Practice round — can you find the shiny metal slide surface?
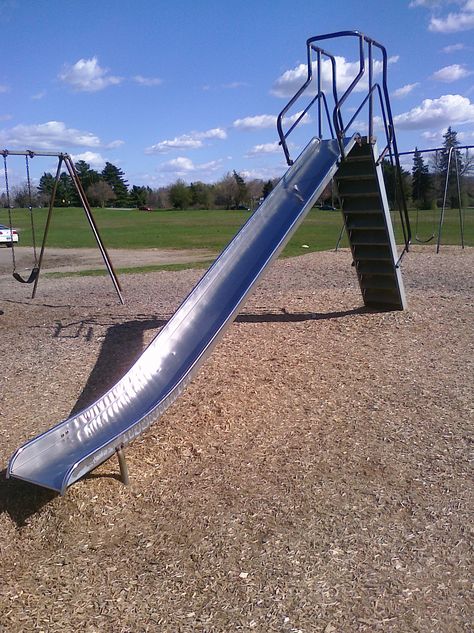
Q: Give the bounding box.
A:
[8,136,354,494]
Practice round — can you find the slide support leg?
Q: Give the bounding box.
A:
[116,446,129,486]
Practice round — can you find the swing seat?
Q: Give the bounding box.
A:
[13,266,40,284]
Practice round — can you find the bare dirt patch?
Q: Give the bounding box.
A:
[0,247,472,632]
[0,246,216,277]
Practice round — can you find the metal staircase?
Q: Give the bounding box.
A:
[277,31,411,311]
[335,138,406,309]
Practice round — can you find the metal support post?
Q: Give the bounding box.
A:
[116,446,130,486]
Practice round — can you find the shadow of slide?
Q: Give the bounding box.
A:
[0,468,57,527]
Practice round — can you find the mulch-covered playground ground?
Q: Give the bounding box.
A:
[0,246,472,632]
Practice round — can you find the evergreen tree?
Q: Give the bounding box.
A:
[232,170,248,206]
[411,148,432,209]
[130,185,148,208]
[262,179,274,199]
[101,162,129,207]
[434,127,464,208]
[75,160,101,192]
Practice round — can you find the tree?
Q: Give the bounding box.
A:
[101,162,129,207]
[262,180,274,199]
[432,127,472,207]
[214,173,238,209]
[382,160,410,208]
[232,170,248,206]
[189,181,211,208]
[411,148,433,209]
[75,160,101,192]
[87,181,116,208]
[169,179,191,209]
[37,171,73,206]
[129,185,148,208]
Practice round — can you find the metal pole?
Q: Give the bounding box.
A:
[453,149,465,249]
[32,156,64,299]
[437,147,452,253]
[63,155,124,304]
[116,446,129,485]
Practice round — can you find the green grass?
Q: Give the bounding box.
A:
[2,205,472,269]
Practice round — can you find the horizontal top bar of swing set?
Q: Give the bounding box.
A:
[398,144,473,156]
[1,149,71,158]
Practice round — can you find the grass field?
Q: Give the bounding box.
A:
[1,206,472,260]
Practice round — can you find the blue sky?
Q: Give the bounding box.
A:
[1,0,474,188]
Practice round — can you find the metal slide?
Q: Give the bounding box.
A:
[8,136,355,494]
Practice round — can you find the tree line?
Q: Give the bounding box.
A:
[408,127,473,210]
[2,127,472,211]
[2,160,279,211]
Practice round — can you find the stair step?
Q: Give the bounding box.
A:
[336,161,374,179]
[345,214,386,229]
[363,287,402,308]
[342,197,383,213]
[353,245,393,261]
[360,275,398,290]
[356,260,395,275]
[338,180,379,196]
[349,232,389,246]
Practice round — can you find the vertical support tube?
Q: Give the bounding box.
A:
[437,147,452,253]
[453,150,465,249]
[63,155,124,304]
[368,41,373,142]
[317,48,322,139]
[32,157,64,299]
[116,446,130,486]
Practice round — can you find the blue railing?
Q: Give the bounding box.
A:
[277,31,411,252]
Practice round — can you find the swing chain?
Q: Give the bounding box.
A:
[25,151,39,263]
[2,151,18,272]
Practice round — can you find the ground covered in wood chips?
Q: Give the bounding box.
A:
[0,247,472,633]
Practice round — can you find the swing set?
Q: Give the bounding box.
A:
[1,149,124,304]
[398,144,472,253]
[335,143,471,253]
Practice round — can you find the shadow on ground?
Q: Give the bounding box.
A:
[0,469,57,527]
[70,307,368,414]
[1,307,369,523]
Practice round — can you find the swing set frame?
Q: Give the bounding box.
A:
[398,144,472,253]
[1,149,124,304]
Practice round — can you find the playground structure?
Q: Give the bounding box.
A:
[8,31,409,494]
[1,150,124,304]
[398,145,472,253]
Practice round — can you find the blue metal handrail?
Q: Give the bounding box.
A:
[276,30,411,253]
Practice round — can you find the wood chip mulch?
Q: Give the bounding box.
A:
[0,246,472,632]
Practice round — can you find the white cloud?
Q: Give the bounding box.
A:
[429,1,474,32]
[0,114,12,121]
[245,142,281,157]
[409,0,444,7]
[442,42,466,52]
[145,128,227,154]
[70,151,106,169]
[31,90,46,100]
[233,114,276,130]
[0,84,10,93]
[271,55,399,98]
[394,94,474,129]
[409,0,443,6]
[0,120,118,150]
[59,57,122,92]
[392,83,419,98]
[240,166,286,181]
[133,75,163,87]
[157,156,223,179]
[233,111,311,131]
[432,63,472,81]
